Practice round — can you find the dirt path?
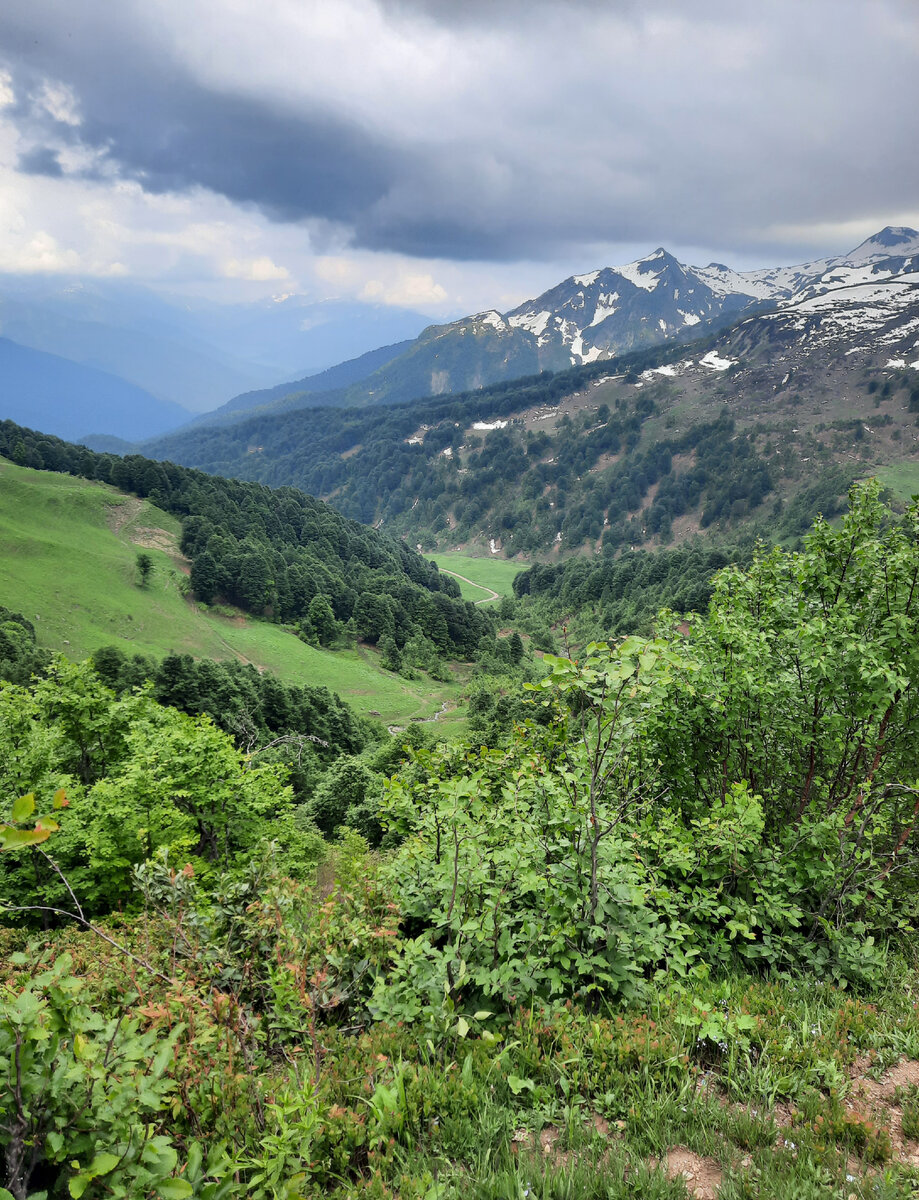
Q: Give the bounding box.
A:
[105,495,144,534]
[388,701,449,736]
[439,568,500,606]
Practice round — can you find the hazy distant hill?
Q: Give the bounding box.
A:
[0,338,191,442]
[0,276,431,416]
[205,338,416,423]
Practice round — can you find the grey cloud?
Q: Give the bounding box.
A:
[17,145,63,176]
[1,0,918,265]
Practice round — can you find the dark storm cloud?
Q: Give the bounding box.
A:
[1,0,918,264]
[0,8,405,229]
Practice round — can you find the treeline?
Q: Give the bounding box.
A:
[0,610,371,800]
[141,335,748,552]
[512,466,857,636]
[0,420,490,657]
[514,543,744,632]
[91,645,370,753]
[146,391,777,558]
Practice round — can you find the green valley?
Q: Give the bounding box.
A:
[0,459,463,725]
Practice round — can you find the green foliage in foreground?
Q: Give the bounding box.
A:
[0,659,321,917]
[381,481,919,1009]
[3,482,919,1198]
[4,846,919,1199]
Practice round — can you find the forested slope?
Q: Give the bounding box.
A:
[0,420,490,657]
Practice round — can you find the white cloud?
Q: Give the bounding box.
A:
[221,254,290,281]
[33,79,81,126]
[361,273,447,307]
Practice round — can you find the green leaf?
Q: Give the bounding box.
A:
[11,793,35,822]
[0,824,51,851]
[507,1074,535,1095]
[455,1017,470,1039]
[88,1152,121,1177]
[156,1181,194,1199]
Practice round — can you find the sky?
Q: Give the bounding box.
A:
[0,0,917,318]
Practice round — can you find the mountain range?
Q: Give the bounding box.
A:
[0,277,430,441]
[209,227,919,422]
[139,225,919,559]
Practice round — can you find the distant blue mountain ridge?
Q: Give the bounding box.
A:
[0,337,191,443]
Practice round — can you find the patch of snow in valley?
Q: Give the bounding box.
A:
[473,420,508,431]
[699,350,735,371]
[678,309,701,326]
[489,538,498,554]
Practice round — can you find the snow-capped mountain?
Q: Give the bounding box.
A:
[479,225,919,369]
[211,227,919,418]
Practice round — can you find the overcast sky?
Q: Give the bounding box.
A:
[0,0,917,316]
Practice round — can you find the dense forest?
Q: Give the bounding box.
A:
[143,337,791,554]
[4,482,919,1198]
[138,327,872,556]
[0,420,491,658]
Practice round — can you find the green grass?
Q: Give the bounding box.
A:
[873,463,919,503]
[431,552,527,600]
[0,460,462,726]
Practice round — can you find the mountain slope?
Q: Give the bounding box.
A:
[200,337,416,423]
[0,458,463,724]
[211,226,919,421]
[139,240,919,557]
[0,337,192,442]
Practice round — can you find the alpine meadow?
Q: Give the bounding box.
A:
[3,4,919,1199]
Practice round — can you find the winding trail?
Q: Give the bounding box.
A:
[439,568,500,606]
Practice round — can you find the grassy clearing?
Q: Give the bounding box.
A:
[874,463,919,503]
[0,460,461,725]
[431,551,527,599]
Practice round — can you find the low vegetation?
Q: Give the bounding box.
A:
[3,482,919,1198]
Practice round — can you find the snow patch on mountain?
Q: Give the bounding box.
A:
[476,310,507,331]
[589,294,620,326]
[508,309,552,337]
[700,351,735,370]
[617,256,664,291]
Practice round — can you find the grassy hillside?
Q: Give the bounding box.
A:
[430,552,526,600]
[875,462,919,502]
[0,459,464,726]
